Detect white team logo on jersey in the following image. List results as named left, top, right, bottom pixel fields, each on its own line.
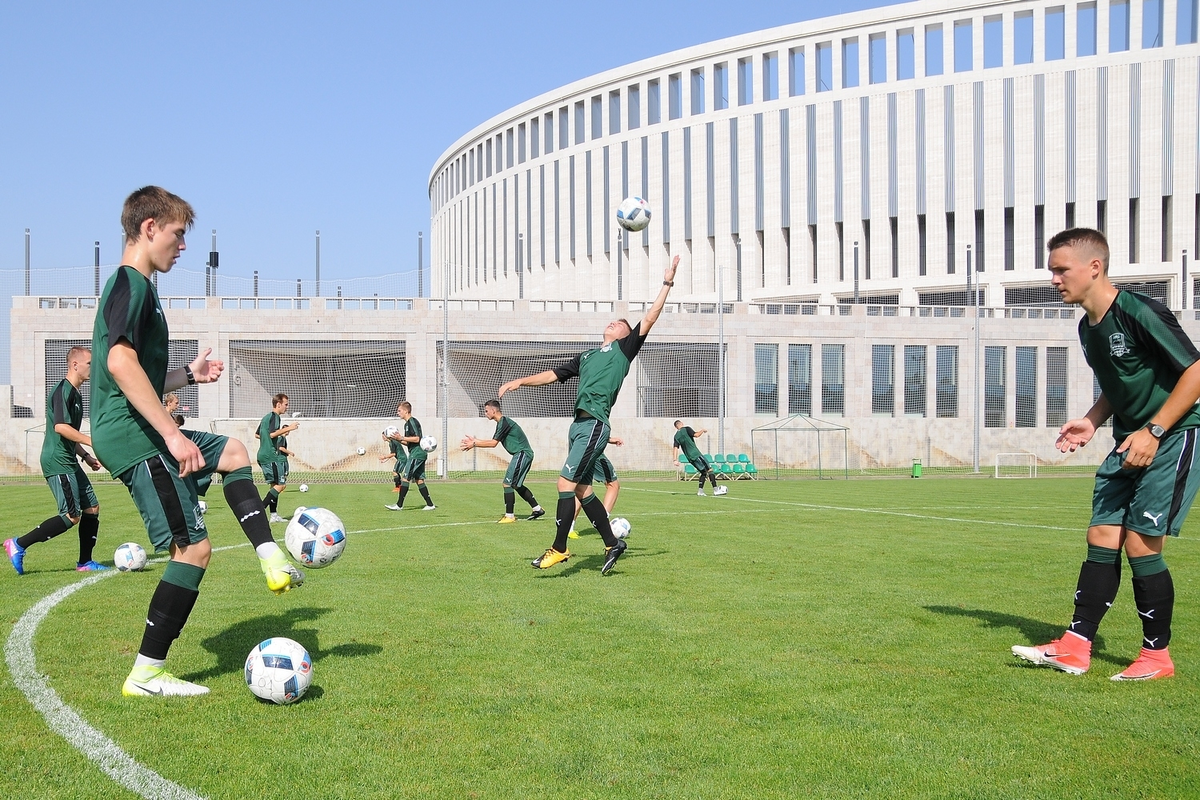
left=1109, top=332, right=1130, bottom=356
left=601, top=344, right=612, bottom=353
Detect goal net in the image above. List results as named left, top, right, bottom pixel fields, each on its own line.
left=995, top=452, right=1038, bottom=479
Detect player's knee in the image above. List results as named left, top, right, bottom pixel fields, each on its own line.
left=83, top=506, right=99, bottom=516
left=220, top=438, right=251, bottom=469
left=64, top=513, right=81, bottom=527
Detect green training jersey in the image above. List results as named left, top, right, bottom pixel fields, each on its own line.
left=90, top=266, right=172, bottom=477
left=493, top=415, right=533, bottom=457
left=404, top=417, right=424, bottom=459
left=257, top=412, right=284, bottom=462
left=1080, top=291, right=1200, bottom=440
left=41, top=378, right=83, bottom=476
left=674, top=426, right=704, bottom=461
left=552, top=323, right=647, bottom=425
left=277, top=435, right=288, bottom=458
left=389, top=438, right=404, bottom=459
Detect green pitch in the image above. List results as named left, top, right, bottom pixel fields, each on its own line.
left=2, top=478, right=1198, bottom=799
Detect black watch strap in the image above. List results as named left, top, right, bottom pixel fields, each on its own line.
left=1147, top=423, right=1166, bottom=440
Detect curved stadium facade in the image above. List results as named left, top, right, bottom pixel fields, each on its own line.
left=430, top=0, right=1200, bottom=308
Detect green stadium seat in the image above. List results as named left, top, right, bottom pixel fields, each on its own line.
left=725, top=454, right=738, bottom=464
left=678, top=453, right=688, bottom=464
left=744, top=463, right=759, bottom=479
left=737, top=454, right=751, bottom=463
left=718, top=463, right=734, bottom=477
left=712, top=453, right=725, bottom=464
left=731, top=463, right=746, bottom=478
left=683, top=464, right=698, bottom=480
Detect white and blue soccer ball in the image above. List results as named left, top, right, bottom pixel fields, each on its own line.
left=420, top=435, right=438, bottom=452
left=284, top=507, right=347, bottom=568
left=114, top=542, right=148, bottom=572
left=384, top=425, right=399, bottom=438
left=299, top=483, right=309, bottom=493
left=356, top=447, right=366, bottom=455
left=610, top=517, right=631, bottom=539
left=245, top=637, right=312, bottom=705
left=616, top=196, right=651, bottom=232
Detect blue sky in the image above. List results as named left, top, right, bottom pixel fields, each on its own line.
left=0, top=0, right=896, bottom=289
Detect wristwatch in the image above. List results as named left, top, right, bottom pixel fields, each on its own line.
left=1147, top=423, right=1166, bottom=440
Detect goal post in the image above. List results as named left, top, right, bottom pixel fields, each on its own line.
left=995, top=452, right=1037, bottom=479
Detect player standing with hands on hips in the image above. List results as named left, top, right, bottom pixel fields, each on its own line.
left=1012, top=228, right=1200, bottom=680
left=499, top=255, right=680, bottom=575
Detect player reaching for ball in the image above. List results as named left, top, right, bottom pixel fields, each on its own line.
left=499, top=255, right=679, bottom=574
left=461, top=399, right=545, bottom=523
left=91, top=187, right=303, bottom=698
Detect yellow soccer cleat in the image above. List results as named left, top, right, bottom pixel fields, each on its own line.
left=531, top=548, right=570, bottom=569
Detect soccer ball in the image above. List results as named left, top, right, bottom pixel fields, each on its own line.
left=114, top=542, right=148, bottom=572
left=356, top=447, right=366, bottom=455
left=616, top=196, right=651, bottom=232
left=299, top=484, right=309, bottom=493
left=610, top=517, right=631, bottom=539
left=420, top=435, right=437, bottom=452
left=197, top=500, right=207, bottom=514
left=284, top=507, right=347, bottom=568
left=244, top=637, right=313, bottom=705
left=384, top=425, right=399, bottom=438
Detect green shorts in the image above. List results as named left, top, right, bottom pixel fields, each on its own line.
left=402, top=451, right=427, bottom=482
left=593, top=454, right=619, bottom=485
left=1091, top=427, right=1200, bottom=537
left=46, top=466, right=99, bottom=523
left=686, top=454, right=710, bottom=473
left=392, top=455, right=408, bottom=475
left=259, top=458, right=289, bottom=486
left=504, top=450, right=535, bottom=488
left=560, top=417, right=611, bottom=484
left=119, top=430, right=228, bottom=552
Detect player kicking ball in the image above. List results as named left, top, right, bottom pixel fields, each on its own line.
left=1012, top=228, right=1200, bottom=681
left=499, top=255, right=679, bottom=575
left=93, top=187, right=303, bottom=698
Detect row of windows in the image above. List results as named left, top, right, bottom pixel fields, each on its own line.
left=434, top=0, right=1200, bottom=210
left=754, top=343, right=1070, bottom=426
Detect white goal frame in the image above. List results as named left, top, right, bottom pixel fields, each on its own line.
left=995, top=452, right=1038, bottom=479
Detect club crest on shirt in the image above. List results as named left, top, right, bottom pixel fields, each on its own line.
left=1109, top=332, right=1130, bottom=357
left=601, top=344, right=613, bottom=353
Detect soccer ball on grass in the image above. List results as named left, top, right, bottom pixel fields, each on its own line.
left=609, top=517, right=631, bottom=539
left=284, top=507, right=347, bottom=568
left=616, top=196, right=651, bottom=232
left=244, top=637, right=312, bottom=705
left=299, top=484, right=309, bottom=493
left=114, top=542, right=148, bottom=572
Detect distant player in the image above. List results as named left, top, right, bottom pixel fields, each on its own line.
left=256, top=393, right=298, bottom=523
left=673, top=420, right=720, bottom=496
left=379, top=415, right=408, bottom=496
left=499, top=255, right=679, bottom=574
left=92, top=186, right=302, bottom=698
left=1012, top=228, right=1200, bottom=681
left=460, top=399, right=545, bottom=523
left=4, top=347, right=106, bottom=575
left=569, top=443, right=622, bottom=539
left=386, top=401, right=435, bottom=511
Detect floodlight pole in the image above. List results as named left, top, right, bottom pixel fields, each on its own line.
left=315, top=231, right=321, bottom=298
left=853, top=241, right=860, bottom=303
left=441, top=259, right=450, bottom=478
left=24, top=229, right=30, bottom=296
left=94, top=241, right=100, bottom=297
left=518, top=234, right=524, bottom=299
left=718, top=261, right=726, bottom=456
left=1183, top=249, right=1189, bottom=310
left=968, top=244, right=980, bottom=474
left=418, top=232, right=424, bottom=299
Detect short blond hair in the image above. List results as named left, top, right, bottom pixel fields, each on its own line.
left=121, top=186, right=195, bottom=241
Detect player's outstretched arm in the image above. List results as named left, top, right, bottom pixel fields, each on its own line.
left=163, top=347, right=224, bottom=393
left=498, top=369, right=560, bottom=398
left=637, top=255, right=680, bottom=336
left=462, top=435, right=499, bottom=450
left=109, top=341, right=204, bottom=476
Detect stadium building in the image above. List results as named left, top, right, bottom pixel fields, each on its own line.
left=6, top=0, right=1200, bottom=479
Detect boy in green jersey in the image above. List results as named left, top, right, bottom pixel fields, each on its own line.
left=387, top=401, right=435, bottom=511
left=499, top=255, right=679, bottom=574
left=1012, top=228, right=1200, bottom=681
left=92, top=187, right=303, bottom=698
left=380, top=414, right=408, bottom=495
left=256, top=393, right=299, bottom=522
left=5, top=347, right=106, bottom=574
left=461, top=399, right=544, bottom=522
left=673, top=420, right=719, bottom=496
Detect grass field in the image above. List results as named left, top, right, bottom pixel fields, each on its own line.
left=2, top=477, right=1198, bottom=799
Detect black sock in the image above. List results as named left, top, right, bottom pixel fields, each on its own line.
left=78, top=512, right=100, bottom=564
left=582, top=493, right=617, bottom=547
left=1069, top=560, right=1121, bottom=641
left=418, top=484, right=433, bottom=506
left=1132, top=569, right=1175, bottom=650
left=394, top=474, right=403, bottom=488
left=225, top=479, right=275, bottom=549
left=504, top=489, right=516, bottom=515
left=516, top=486, right=538, bottom=508
left=139, top=579, right=201, bottom=661
left=553, top=492, right=575, bottom=552
left=263, top=488, right=279, bottom=513
left=17, top=515, right=72, bottom=549
left=398, top=482, right=410, bottom=507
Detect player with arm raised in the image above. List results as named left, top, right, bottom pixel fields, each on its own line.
left=461, top=399, right=545, bottom=523
left=91, top=187, right=302, bottom=699
left=673, top=420, right=720, bottom=496
left=5, top=347, right=106, bottom=574
left=1012, top=228, right=1200, bottom=681
left=500, top=255, right=680, bottom=574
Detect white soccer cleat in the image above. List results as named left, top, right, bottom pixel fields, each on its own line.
left=122, top=666, right=210, bottom=697
left=421, top=505, right=437, bottom=511
left=384, top=504, right=401, bottom=511
left=714, top=486, right=728, bottom=496
left=697, top=489, right=706, bottom=496
left=269, top=513, right=288, bottom=524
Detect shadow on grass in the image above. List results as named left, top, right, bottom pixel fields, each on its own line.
left=924, top=605, right=1127, bottom=667
left=530, top=546, right=668, bottom=578
left=186, top=606, right=382, bottom=682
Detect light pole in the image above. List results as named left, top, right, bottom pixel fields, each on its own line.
left=967, top=243, right=979, bottom=474
left=718, top=261, right=726, bottom=456
left=315, top=230, right=321, bottom=297
left=853, top=241, right=860, bottom=303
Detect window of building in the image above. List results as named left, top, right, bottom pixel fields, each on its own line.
left=1163, top=195, right=1173, bottom=261
left=574, top=101, right=585, bottom=145
left=544, top=113, right=554, bottom=154
left=1046, top=6, right=1066, bottom=59
left=1130, top=197, right=1140, bottom=263
left=843, top=38, right=860, bottom=88
left=1014, top=11, right=1034, bottom=63
left=936, top=345, right=958, bottom=417
left=946, top=211, right=956, bottom=273
left=788, top=344, right=813, bottom=415
left=1046, top=347, right=1068, bottom=427
left=954, top=20, right=973, bottom=72
left=715, top=62, right=729, bottom=109
left=905, top=345, right=927, bottom=416
left=738, top=57, right=754, bottom=104
left=975, top=210, right=985, bottom=272
left=559, top=107, right=569, bottom=149
left=628, top=85, right=641, bottom=130
left=984, top=16, right=1003, bottom=68
left=690, top=68, right=705, bottom=115
left=985, top=346, right=1007, bottom=427
left=1016, top=346, right=1037, bottom=427
left=817, top=42, right=834, bottom=90
left=1144, top=0, right=1164, bottom=47
left=506, top=128, right=514, bottom=167
left=648, top=80, right=661, bottom=124
left=890, top=216, right=899, bottom=277
left=897, top=29, right=915, bottom=79
left=669, top=73, right=683, bottom=119
left=1004, top=207, right=1015, bottom=270
left=918, top=214, right=928, bottom=275
left=1111, top=1, right=1130, bottom=52
left=873, top=345, right=895, bottom=415
left=926, top=25, right=944, bottom=76
left=1180, top=0, right=1199, bottom=43
left=1078, top=3, right=1098, bottom=55
left=591, top=95, right=603, bottom=140
left=763, top=52, right=779, bottom=101
left=1066, top=201, right=1076, bottom=229
left=789, top=49, right=805, bottom=96
left=1034, top=204, right=1045, bottom=267
left=609, top=90, right=621, bottom=134
left=1097, top=198, right=1107, bottom=232
left=485, top=139, right=493, bottom=178
left=755, top=344, right=779, bottom=414
left=530, top=119, right=539, bottom=159
left=869, top=34, right=887, bottom=83
left=821, top=344, right=845, bottom=415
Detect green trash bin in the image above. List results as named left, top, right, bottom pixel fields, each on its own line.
left=911, top=459, right=923, bottom=478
